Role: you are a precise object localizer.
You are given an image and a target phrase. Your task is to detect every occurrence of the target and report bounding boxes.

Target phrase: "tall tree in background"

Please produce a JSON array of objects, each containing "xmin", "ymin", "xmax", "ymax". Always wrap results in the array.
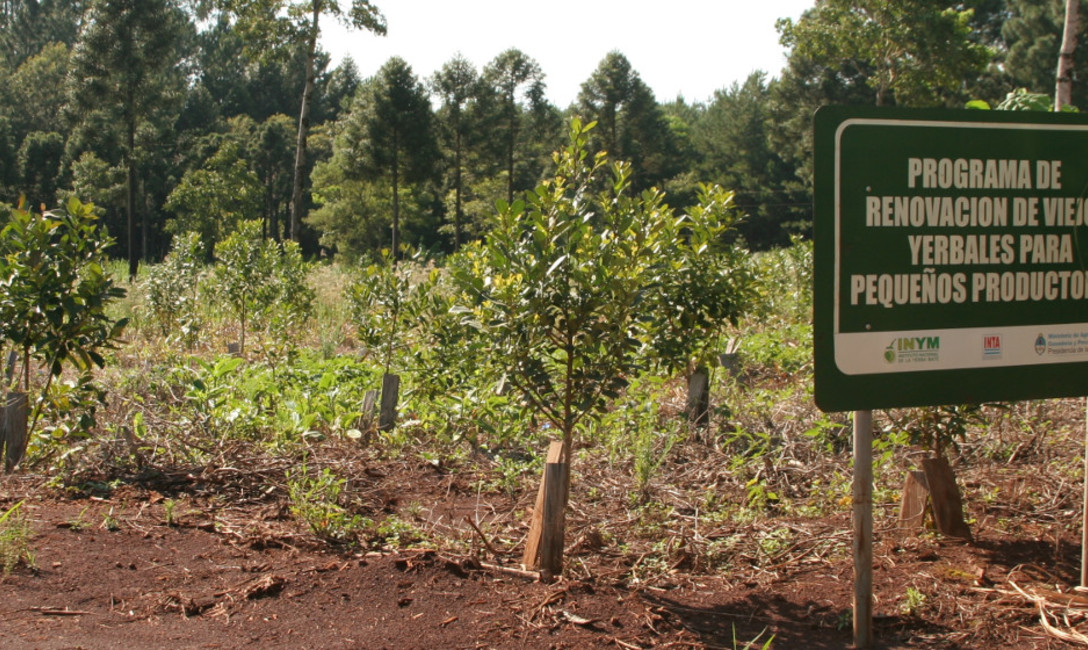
[
  {"xmin": 308, "ymin": 57, "xmax": 438, "ymax": 258},
  {"xmin": 695, "ymin": 72, "xmax": 803, "ymax": 249},
  {"xmin": 316, "ymin": 57, "xmax": 361, "ymax": 123},
  {"xmin": 16, "ymin": 130, "xmax": 64, "ymax": 208},
  {"xmin": 577, "ymin": 51, "xmax": 679, "ymax": 192},
  {"xmin": 769, "ymin": 0, "xmax": 994, "ymax": 238},
  {"xmin": 1056, "ymin": 0, "xmax": 1079, "ymax": 109},
  {"xmin": 483, "ymin": 48, "xmax": 547, "ymax": 204},
  {"xmin": 0, "ymin": 41, "xmax": 69, "ymax": 205},
  {"xmin": 6, "ymin": 42, "xmax": 68, "ymax": 141},
  {"xmin": 431, "ymin": 54, "xmax": 484, "ymax": 249},
  {"xmin": 777, "ymin": 0, "xmax": 991, "ymax": 107},
  {"xmin": 225, "ymin": 0, "xmax": 386, "ymax": 243},
  {"xmin": 578, "ymin": 51, "xmax": 635, "ymax": 158},
  {"xmin": 165, "ymin": 139, "xmax": 262, "ymax": 260},
  {"xmin": 361, "ymin": 57, "xmax": 438, "ymax": 257},
  {"xmin": 0, "ymin": 0, "xmax": 83, "ymax": 68},
  {"xmin": 0, "ymin": 117, "xmax": 17, "ymax": 201},
  {"xmin": 997, "ymin": 0, "xmax": 1088, "ymax": 107},
  {"xmin": 251, "ymin": 114, "xmax": 296, "ymax": 241},
  {"xmin": 68, "ymin": 0, "xmax": 190, "ymax": 278},
  {"xmin": 764, "ymin": 37, "xmax": 873, "ymax": 234}
]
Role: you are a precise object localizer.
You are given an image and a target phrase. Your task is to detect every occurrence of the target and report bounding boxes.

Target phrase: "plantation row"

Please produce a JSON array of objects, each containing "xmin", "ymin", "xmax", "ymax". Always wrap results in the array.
[{"xmin": 1, "ymin": 123, "xmax": 813, "ymax": 481}]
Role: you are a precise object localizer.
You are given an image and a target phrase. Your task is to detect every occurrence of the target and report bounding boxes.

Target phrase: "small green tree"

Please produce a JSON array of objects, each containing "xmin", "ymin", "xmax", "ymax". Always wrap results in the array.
[
  {"xmin": 457, "ymin": 119, "xmax": 676, "ymax": 572},
  {"xmin": 347, "ymin": 249, "xmax": 430, "ymax": 374},
  {"xmin": 144, "ymin": 231, "xmax": 204, "ymax": 342},
  {"xmin": 641, "ymin": 183, "xmax": 753, "ymax": 379},
  {"xmin": 0, "ymin": 197, "xmax": 128, "ymax": 439},
  {"xmin": 468, "ymin": 119, "xmax": 666, "ymax": 461},
  {"xmin": 212, "ymin": 220, "xmax": 314, "ymax": 354}
]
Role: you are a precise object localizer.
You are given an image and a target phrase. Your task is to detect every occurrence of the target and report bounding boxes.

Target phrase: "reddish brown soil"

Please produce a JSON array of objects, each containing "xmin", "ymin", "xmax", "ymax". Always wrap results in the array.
[{"xmin": 0, "ymin": 438, "xmax": 1084, "ymax": 649}]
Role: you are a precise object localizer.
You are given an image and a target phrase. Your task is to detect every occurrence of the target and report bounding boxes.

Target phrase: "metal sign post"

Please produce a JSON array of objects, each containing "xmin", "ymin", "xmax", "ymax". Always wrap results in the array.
[
  {"xmin": 1083, "ymin": 398, "xmax": 1088, "ymax": 588},
  {"xmin": 853, "ymin": 410, "xmax": 873, "ymax": 649}
]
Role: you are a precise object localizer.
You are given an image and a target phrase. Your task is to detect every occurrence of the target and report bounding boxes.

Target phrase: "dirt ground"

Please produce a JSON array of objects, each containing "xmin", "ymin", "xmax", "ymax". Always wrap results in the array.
[{"xmin": 1, "ymin": 431, "xmax": 1086, "ymax": 649}]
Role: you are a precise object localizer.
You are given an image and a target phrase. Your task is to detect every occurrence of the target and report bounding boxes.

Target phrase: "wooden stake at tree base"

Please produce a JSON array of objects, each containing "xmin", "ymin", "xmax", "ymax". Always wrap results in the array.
[
  {"xmin": 379, "ymin": 373, "xmax": 399, "ymax": 432},
  {"xmin": 356, "ymin": 389, "xmax": 378, "ymax": 444},
  {"xmin": 686, "ymin": 366, "xmax": 710, "ymax": 427},
  {"xmin": 3, "ymin": 392, "xmax": 29, "ymax": 472},
  {"xmin": 897, "ymin": 458, "xmax": 972, "ymax": 541},
  {"xmin": 523, "ymin": 441, "xmax": 568, "ymax": 579},
  {"xmin": 921, "ymin": 456, "xmax": 973, "ymax": 541},
  {"xmin": 898, "ymin": 470, "xmax": 930, "ymax": 530}
]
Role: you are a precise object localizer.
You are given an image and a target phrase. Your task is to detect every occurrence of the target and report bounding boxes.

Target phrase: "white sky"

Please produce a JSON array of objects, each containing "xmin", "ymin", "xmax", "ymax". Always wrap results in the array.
[{"xmin": 321, "ymin": 1, "xmax": 816, "ymax": 108}]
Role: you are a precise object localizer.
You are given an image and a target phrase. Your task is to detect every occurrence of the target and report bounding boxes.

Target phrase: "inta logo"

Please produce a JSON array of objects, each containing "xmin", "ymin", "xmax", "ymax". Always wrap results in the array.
[{"xmin": 982, "ymin": 334, "xmax": 1002, "ymax": 360}]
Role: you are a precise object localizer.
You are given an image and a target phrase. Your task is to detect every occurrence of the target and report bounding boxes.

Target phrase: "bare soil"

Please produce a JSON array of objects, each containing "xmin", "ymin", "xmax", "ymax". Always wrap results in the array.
[{"xmin": 1, "ymin": 407, "xmax": 1086, "ymax": 649}]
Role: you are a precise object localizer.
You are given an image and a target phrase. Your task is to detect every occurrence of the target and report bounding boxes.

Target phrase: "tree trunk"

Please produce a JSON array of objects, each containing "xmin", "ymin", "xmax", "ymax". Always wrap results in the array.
[
  {"xmin": 391, "ymin": 131, "xmax": 400, "ymax": 259},
  {"xmin": 1057, "ymin": 0, "xmax": 1079, "ymax": 111},
  {"xmin": 140, "ymin": 177, "xmax": 149, "ymax": 262},
  {"xmin": 126, "ymin": 120, "xmax": 138, "ymax": 280},
  {"xmin": 289, "ymin": 5, "xmax": 320, "ymax": 243},
  {"xmin": 266, "ymin": 176, "xmax": 278, "ymax": 242},
  {"xmin": 506, "ymin": 100, "xmax": 516, "ymax": 204},
  {"xmin": 454, "ymin": 127, "xmax": 463, "ymax": 249}
]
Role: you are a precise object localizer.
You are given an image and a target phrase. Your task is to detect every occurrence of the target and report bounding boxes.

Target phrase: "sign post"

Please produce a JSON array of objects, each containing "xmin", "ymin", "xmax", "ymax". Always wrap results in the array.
[
  {"xmin": 814, "ymin": 106, "xmax": 1088, "ymax": 648},
  {"xmin": 852, "ymin": 409, "xmax": 873, "ymax": 649}
]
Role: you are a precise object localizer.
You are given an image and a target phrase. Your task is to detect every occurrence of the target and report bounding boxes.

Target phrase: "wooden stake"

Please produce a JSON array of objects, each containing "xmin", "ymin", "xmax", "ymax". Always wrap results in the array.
[
  {"xmin": 686, "ymin": 366, "xmax": 710, "ymax": 427},
  {"xmin": 3, "ymin": 392, "xmax": 28, "ymax": 472},
  {"xmin": 853, "ymin": 410, "xmax": 873, "ymax": 650},
  {"xmin": 523, "ymin": 441, "xmax": 567, "ymax": 578},
  {"xmin": 379, "ymin": 373, "xmax": 399, "ymax": 432},
  {"xmin": 898, "ymin": 470, "xmax": 930, "ymax": 531},
  {"xmin": 356, "ymin": 389, "xmax": 378, "ymax": 443},
  {"xmin": 719, "ymin": 337, "xmax": 741, "ymax": 378},
  {"xmin": 921, "ymin": 455, "xmax": 973, "ymax": 541},
  {"xmin": 538, "ymin": 461, "xmax": 568, "ymax": 579}
]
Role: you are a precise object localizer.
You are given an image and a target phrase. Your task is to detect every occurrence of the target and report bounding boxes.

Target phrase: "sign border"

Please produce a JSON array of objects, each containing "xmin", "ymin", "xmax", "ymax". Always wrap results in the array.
[{"xmin": 814, "ymin": 106, "xmax": 1088, "ymax": 411}]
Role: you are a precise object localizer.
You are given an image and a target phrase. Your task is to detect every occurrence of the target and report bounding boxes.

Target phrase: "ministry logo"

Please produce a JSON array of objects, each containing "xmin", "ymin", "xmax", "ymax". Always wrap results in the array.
[{"xmin": 1034, "ymin": 334, "xmax": 1046, "ymax": 356}]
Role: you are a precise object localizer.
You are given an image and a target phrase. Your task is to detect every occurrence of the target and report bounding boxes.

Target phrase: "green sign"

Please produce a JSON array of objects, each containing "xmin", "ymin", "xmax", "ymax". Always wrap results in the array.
[{"xmin": 814, "ymin": 106, "xmax": 1088, "ymax": 411}]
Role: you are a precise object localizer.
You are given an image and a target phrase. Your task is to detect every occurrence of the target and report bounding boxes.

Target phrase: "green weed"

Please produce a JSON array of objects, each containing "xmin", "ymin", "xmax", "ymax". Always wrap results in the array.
[
  {"xmin": 100, "ymin": 507, "xmax": 120, "ymax": 531},
  {"xmin": 733, "ymin": 624, "xmax": 775, "ymax": 650},
  {"xmin": 162, "ymin": 499, "xmax": 178, "ymax": 526},
  {"xmin": 901, "ymin": 586, "xmax": 927, "ymax": 615},
  {"xmin": 0, "ymin": 501, "xmax": 35, "ymax": 576},
  {"xmin": 65, "ymin": 506, "xmax": 90, "ymax": 531},
  {"xmin": 286, "ymin": 464, "xmax": 367, "ymax": 543}
]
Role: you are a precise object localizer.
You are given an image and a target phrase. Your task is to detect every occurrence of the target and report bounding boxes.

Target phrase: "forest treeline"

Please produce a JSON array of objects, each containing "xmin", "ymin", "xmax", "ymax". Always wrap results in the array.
[{"xmin": 0, "ymin": 0, "xmax": 1080, "ymax": 266}]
